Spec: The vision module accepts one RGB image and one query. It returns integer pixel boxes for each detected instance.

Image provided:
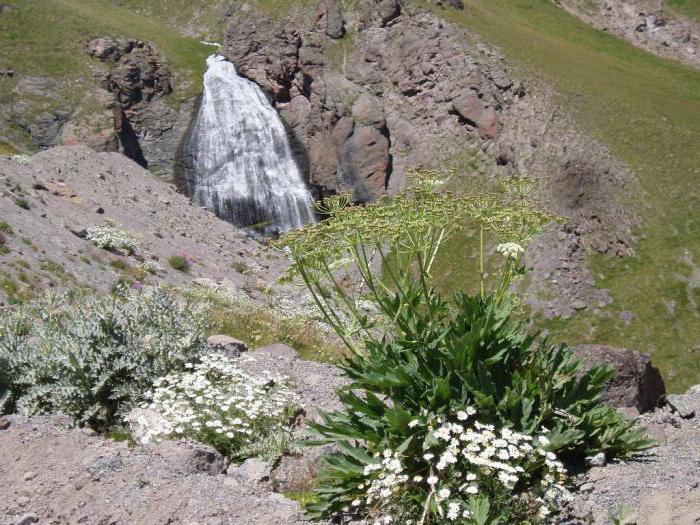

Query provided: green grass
[0,0,213,149]
[0,0,211,89]
[420,0,700,392]
[666,0,700,22]
[167,255,191,272]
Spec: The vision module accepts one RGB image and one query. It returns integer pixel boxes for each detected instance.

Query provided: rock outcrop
[223,4,516,201]
[222,1,635,318]
[84,37,194,179]
[573,345,666,414]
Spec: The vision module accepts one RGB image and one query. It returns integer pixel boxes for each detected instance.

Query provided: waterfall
[182,54,316,235]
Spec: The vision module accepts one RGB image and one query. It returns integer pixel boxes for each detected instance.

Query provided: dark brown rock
[572,345,666,413]
[339,126,390,201]
[86,37,137,62]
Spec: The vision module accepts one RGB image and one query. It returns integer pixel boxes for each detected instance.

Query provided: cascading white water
[182,54,316,235]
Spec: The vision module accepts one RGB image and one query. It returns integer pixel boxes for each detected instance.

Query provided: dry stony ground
[0,145,286,305]
[0,342,698,525]
[0,344,349,525]
[559,386,700,525]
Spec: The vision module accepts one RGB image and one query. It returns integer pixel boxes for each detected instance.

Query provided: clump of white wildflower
[496,242,524,260]
[141,260,162,274]
[346,409,571,524]
[129,353,300,460]
[86,221,141,254]
[10,153,31,164]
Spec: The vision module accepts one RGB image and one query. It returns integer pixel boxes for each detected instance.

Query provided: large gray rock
[227,458,273,484]
[572,345,666,413]
[153,440,226,476]
[316,0,345,39]
[272,445,335,493]
[375,0,401,25]
[208,334,249,356]
[667,384,700,419]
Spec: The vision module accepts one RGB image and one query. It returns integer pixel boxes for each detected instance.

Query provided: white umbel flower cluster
[86,222,142,253]
[130,353,299,456]
[496,242,524,260]
[348,409,571,523]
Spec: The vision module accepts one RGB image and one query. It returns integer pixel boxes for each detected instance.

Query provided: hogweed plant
[275,168,653,524]
[276,169,556,353]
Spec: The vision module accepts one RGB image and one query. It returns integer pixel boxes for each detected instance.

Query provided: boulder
[207,334,249,356]
[572,345,666,414]
[252,343,300,365]
[667,384,700,419]
[227,457,272,484]
[316,0,345,39]
[339,125,390,201]
[153,440,225,476]
[271,445,335,493]
[452,91,500,139]
[375,0,401,25]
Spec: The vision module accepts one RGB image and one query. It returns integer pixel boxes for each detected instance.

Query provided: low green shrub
[0,287,212,429]
[0,221,12,234]
[128,353,299,461]
[167,254,190,272]
[14,198,29,210]
[109,258,130,271]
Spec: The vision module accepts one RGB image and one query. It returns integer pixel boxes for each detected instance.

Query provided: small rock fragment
[585,452,606,467]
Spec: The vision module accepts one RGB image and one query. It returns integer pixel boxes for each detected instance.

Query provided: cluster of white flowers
[141,260,162,274]
[131,353,299,455]
[348,409,570,524]
[10,153,30,164]
[363,450,409,504]
[496,242,524,260]
[86,222,141,253]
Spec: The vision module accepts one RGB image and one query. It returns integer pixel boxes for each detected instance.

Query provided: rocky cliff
[220,0,636,318]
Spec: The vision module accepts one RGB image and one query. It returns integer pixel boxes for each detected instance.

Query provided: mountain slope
[425,0,700,391]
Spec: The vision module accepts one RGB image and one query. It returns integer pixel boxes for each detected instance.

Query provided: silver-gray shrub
[0,288,212,429]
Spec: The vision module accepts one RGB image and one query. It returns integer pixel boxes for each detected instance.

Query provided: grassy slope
[667,0,700,22]
[421,0,700,392]
[0,0,214,151]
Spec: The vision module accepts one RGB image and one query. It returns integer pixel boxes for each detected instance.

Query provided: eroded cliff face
[85,37,195,179]
[221,0,637,318]
[223,1,516,201]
